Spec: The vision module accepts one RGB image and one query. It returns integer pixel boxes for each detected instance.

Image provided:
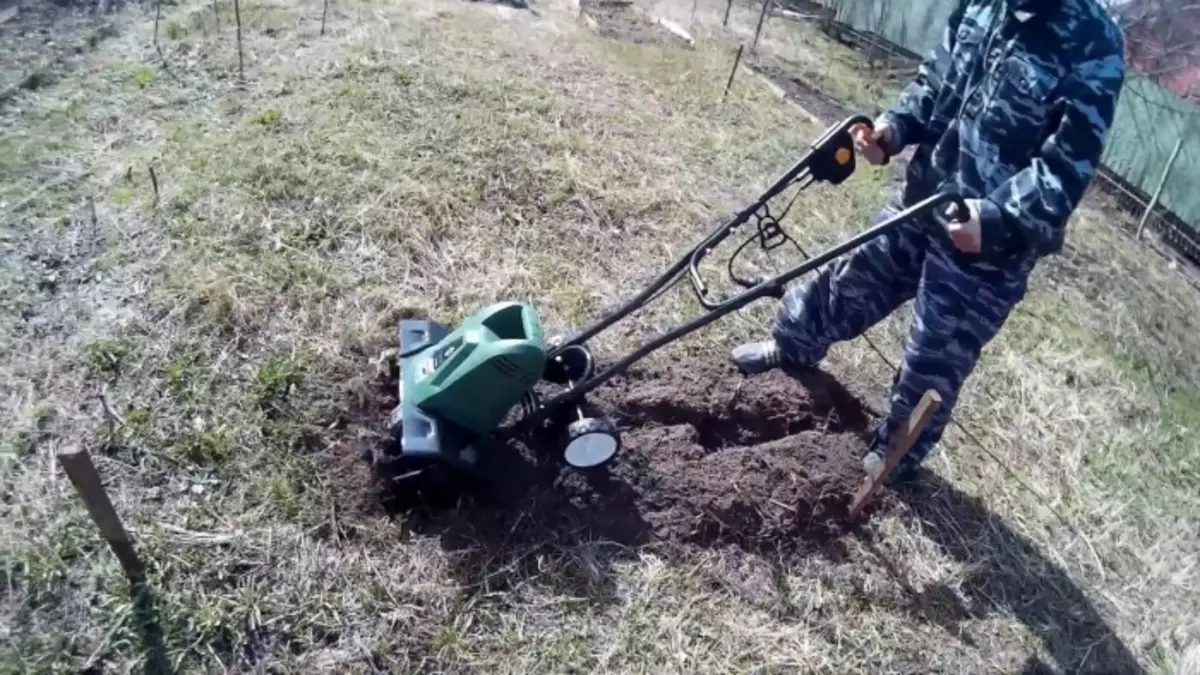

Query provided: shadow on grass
[860,472,1147,675]
[376,439,653,607]
[130,577,171,675]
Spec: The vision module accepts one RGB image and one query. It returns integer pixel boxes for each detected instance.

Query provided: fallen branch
[98,382,127,428]
[655,16,695,46]
[161,523,237,546]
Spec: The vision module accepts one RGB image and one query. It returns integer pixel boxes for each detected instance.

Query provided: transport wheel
[562,417,621,469]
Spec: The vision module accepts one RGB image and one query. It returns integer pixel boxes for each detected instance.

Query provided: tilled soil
[357,354,887,562]
[747,61,854,130]
[579,0,690,48]
[553,357,878,551]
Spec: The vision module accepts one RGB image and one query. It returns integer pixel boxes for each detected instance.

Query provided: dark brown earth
[747,60,855,130]
[575,355,878,549]
[579,0,690,48]
[348,351,891,571]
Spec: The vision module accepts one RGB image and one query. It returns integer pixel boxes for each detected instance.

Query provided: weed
[110,186,136,205]
[255,355,305,413]
[0,405,57,461]
[266,472,300,518]
[177,425,233,465]
[164,355,199,393]
[165,19,186,40]
[132,65,154,87]
[84,339,132,378]
[249,107,281,126]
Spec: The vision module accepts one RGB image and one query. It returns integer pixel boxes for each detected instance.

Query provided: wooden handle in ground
[57,444,145,579]
[849,389,942,519]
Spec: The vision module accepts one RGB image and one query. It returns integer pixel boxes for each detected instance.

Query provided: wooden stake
[213,0,219,26]
[722,0,733,27]
[154,0,161,46]
[1136,136,1183,240]
[848,389,942,519]
[57,445,145,580]
[148,166,160,207]
[234,0,244,79]
[750,0,771,53]
[723,44,744,102]
[321,0,330,36]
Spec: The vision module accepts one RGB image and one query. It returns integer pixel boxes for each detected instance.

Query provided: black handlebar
[547,113,958,364]
[687,114,873,309]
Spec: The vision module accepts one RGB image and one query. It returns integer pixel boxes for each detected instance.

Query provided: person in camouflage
[732,0,1126,483]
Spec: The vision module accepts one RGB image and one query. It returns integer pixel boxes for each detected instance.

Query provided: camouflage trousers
[772,195,1030,470]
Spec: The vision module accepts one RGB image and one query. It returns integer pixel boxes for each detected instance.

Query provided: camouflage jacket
[880,0,1126,269]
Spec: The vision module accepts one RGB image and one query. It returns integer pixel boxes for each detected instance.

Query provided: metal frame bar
[519,190,965,430]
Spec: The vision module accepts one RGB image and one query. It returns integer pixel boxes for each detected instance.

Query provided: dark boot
[861,448,921,486]
[730,339,784,375]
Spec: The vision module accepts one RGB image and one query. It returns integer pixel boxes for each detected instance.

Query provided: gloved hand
[852,121,893,166]
[944,199,983,254]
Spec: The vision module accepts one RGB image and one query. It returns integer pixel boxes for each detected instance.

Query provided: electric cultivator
[374,115,967,488]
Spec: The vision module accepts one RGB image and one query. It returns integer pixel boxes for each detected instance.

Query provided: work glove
[943,199,983,254]
[851,121,893,166]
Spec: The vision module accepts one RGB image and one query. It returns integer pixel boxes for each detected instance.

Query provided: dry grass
[2,0,1199,672]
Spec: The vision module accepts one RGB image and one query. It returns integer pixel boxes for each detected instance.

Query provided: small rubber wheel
[562,417,621,469]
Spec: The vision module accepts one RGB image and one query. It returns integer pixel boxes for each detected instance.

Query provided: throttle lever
[757,218,788,251]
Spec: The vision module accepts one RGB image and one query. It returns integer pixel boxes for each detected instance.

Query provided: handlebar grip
[848,121,891,166]
[930,195,971,230]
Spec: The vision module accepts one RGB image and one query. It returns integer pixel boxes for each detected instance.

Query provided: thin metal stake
[723,44,745,102]
[234,0,244,78]
[751,0,771,53]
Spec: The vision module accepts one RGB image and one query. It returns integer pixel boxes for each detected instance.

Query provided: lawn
[2,0,1199,671]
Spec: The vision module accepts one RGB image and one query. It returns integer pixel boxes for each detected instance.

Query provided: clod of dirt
[358,354,886,559]
[579,0,693,48]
